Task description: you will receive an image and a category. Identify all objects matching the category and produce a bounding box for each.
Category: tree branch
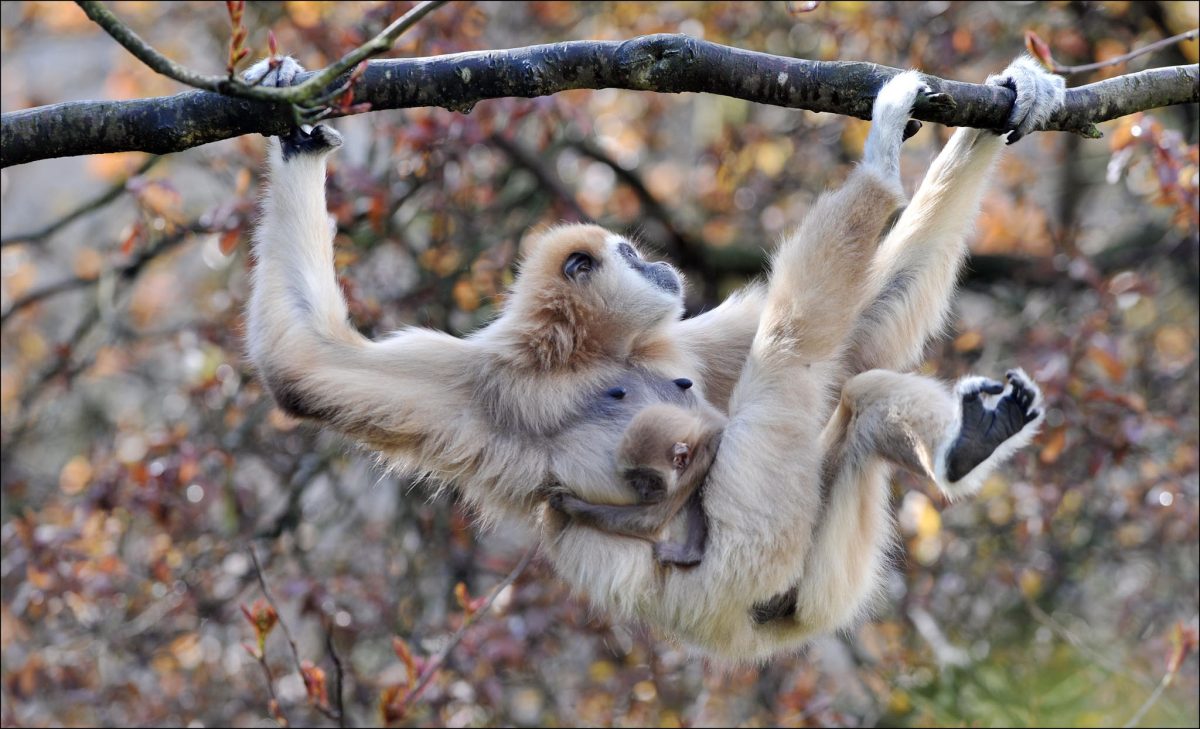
[3,34,1196,167]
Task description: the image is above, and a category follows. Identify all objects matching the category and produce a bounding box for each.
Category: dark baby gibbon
[551,400,726,567]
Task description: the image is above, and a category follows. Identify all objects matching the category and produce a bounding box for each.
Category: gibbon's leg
[671,71,937,405]
[664,72,949,611]
[761,71,935,363]
[550,490,708,567]
[845,56,1066,375]
[757,367,1045,628]
[651,491,708,567]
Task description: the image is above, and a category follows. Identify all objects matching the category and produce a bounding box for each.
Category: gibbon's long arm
[248,134,481,451]
[246,60,489,483]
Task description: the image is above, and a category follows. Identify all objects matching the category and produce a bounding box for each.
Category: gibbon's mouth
[617,241,682,296]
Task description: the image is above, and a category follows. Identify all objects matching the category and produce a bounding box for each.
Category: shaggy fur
[245,58,1060,661]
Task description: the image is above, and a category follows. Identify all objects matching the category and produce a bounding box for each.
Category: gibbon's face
[521,224,684,333]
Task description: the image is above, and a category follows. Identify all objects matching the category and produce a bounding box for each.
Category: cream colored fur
[246,58,1057,661]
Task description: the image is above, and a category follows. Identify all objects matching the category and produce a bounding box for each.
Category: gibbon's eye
[563,251,595,280]
[673,378,693,390]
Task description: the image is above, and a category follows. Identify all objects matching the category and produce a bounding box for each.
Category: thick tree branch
[3,34,1197,167]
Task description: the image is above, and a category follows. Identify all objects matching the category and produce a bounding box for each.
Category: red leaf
[1024,30,1056,70]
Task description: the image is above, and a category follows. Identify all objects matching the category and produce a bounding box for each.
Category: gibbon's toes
[921,91,956,110]
[945,369,1045,483]
[902,119,923,141]
[547,491,570,515]
[873,70,928,122]
[243,55,305,87]
[985,55,1066,145]
[280,124,343,160]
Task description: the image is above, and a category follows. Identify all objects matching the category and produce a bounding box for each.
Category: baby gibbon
[551,400,726,567]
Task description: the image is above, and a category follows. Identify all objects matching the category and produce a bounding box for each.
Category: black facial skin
[617,241,681,296]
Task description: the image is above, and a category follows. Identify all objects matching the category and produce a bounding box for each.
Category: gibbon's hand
[986,55,1067,144]
[243,56,343,158]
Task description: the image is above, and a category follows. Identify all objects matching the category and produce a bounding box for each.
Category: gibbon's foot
[944,368,1044,486]
[864,70,933,178]
[902,90,954,141]
[986,55,1066,144]
[281,125,343,160]
[241,56,343,159]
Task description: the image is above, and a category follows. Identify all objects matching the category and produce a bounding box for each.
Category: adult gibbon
[244,53,1060,660]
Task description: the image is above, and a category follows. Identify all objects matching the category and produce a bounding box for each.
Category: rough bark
[3,34,1197,167]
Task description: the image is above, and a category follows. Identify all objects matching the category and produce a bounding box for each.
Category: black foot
[281,124,343,161]
[946,371,1042,483]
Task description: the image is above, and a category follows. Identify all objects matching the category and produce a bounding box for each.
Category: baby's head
[617,402,725,502]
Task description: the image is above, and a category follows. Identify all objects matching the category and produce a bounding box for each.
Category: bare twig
[0,223,203,327]
[1052,29,1199,76]
[5,35,1196,167]
[324,624,347,729]
[0,155,161,247]
[1122,664,1181,728]
[248,545,344,724]
[76,0,447,117]
[74,1,291,102]
[288,1,450,103]
[391,546,537,718]
[248,546,305,673]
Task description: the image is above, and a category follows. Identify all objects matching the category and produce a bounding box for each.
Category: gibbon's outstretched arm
[244,59,493,490]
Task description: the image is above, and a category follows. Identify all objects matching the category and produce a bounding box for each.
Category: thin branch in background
[325,623,348,729]
[490,133,591,223]
[1121,623,1199,728]
[387,545,537,720]
[1027,27,1199,75]
[0,155,161,247]
[74,1,289,102]
[289,0,450,103]
[248,544,344,724]
[0,223,204,327]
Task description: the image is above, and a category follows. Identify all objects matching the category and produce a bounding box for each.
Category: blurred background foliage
[1,1,1197,726]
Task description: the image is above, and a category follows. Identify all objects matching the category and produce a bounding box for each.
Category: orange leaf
[1024,30,1056,69]
[1086,345,1126,382]
[392,636,418,687]
[300,661,329,708]
[1039,427,1066,464]
[219,229,241,255]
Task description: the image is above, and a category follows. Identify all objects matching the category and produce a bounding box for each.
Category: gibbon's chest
[548,368,701,503]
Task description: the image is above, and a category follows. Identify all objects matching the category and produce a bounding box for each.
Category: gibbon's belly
[547,368,700,504]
